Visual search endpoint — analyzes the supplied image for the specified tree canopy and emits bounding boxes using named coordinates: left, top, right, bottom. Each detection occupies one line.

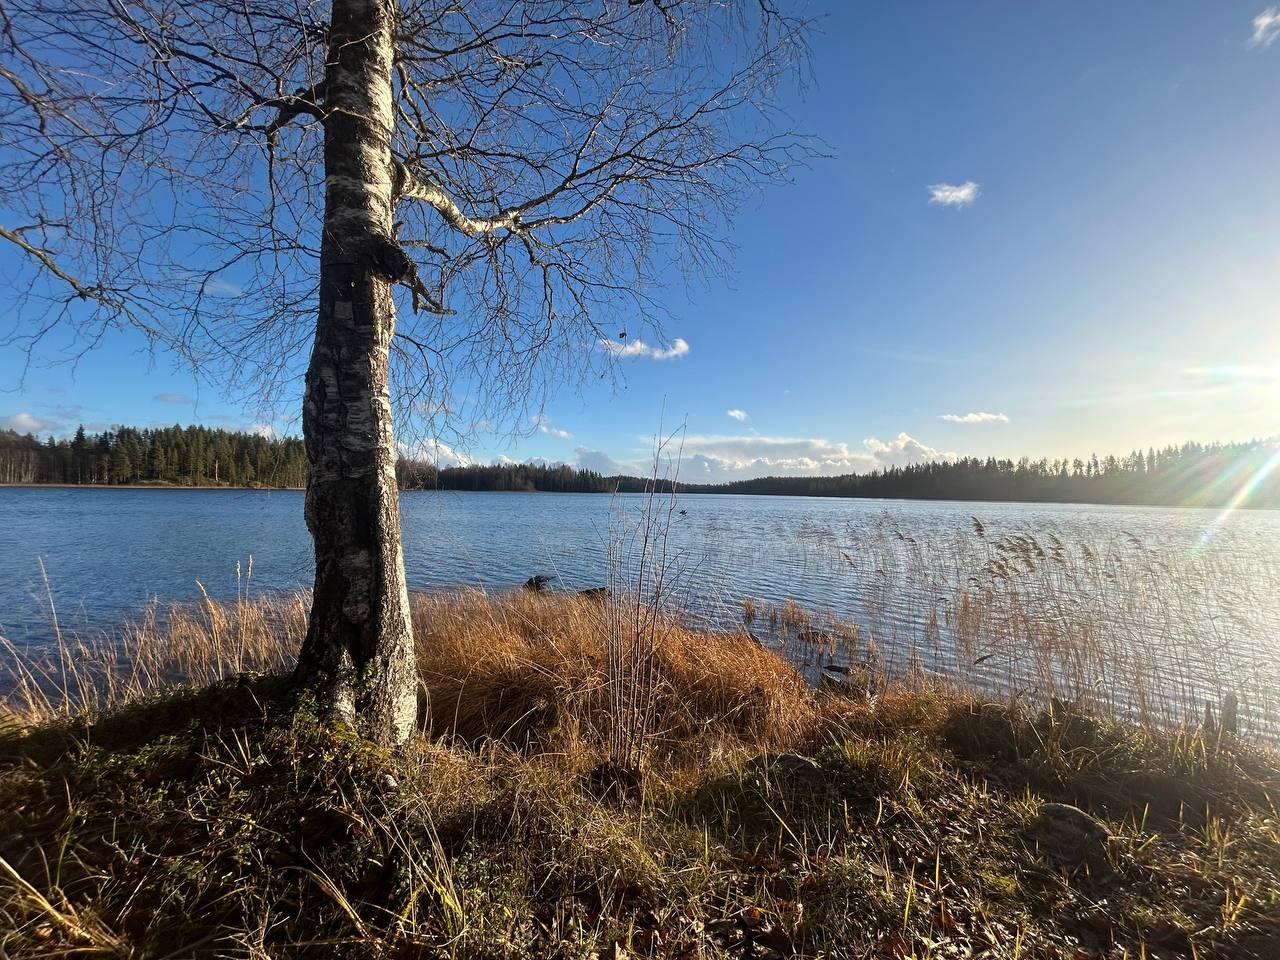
left=1, top=0, right=814, bottom=442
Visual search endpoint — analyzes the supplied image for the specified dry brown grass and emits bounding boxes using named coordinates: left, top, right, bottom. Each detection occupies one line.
left=1, top=589, right=818, bottom=762
left=3, top=590, right=1280, bottom=957
left=413, top=590, right=817, bottom=759
left=0, top=591, right=305, bottom=722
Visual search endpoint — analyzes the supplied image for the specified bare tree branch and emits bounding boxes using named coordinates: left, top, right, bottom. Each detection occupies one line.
left=0, top=0, right=819, bottom=443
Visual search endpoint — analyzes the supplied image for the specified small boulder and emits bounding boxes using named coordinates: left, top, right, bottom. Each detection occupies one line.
left=578, top=586, right=609, bottom=600
left=820, top=662, right=875, bottom=699
left=747, top=752, right=825, bottom=787
left=820, top=669, right=862, bottom=697
left=523, top=574, right=552, bottom=592
left=1028, top=802, right=1110, bottom=863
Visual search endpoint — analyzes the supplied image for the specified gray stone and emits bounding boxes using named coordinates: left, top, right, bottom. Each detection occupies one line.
left=748, top=752, right=824, bottom=786
left=1028, top=802, right=1110, bottom=862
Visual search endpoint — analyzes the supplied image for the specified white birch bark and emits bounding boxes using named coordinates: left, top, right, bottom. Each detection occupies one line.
left=296, top=0, right=417, bottom=747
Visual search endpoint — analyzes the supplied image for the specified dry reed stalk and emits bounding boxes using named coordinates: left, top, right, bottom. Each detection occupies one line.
left=813, top=513, right=1280, bottom=740
left=598, top=427, right=687, bottom=772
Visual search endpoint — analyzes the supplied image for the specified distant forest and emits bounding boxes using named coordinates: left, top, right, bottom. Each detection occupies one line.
left=0, top=425, right=307, bottom=488
left=403, top=438, right=1280, bottom=509
left=396, top=459, right=615, bottom=493
left=3, top=426, right=1277, bottom=509
left=671, top=441, right=1280, bottom=509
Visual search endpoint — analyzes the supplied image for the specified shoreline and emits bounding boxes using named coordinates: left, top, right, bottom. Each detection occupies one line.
left=3, top=589, right=1277, bottom=957
left=3, top=481, right=1277, bottom=511
left=0, top=482, right=303, bottom=491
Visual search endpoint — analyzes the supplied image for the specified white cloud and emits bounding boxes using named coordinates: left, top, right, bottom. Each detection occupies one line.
left=397, top=438, right=473, bottom=468
left=928, top=181, right=980, bottom=207
left=249, top=423, right=277, bottom=438
left=574, top=447, right=630, bottom=475
left=1, top=412, right=61, bottom=434
left=602, top=337, right=690, bottom=360
left=860, top=433, right=955, bottom=468
left=726, top=409, right=748, bottom=421
left=1250, top=7, right=1280, bottom=47
left=590, top=432, right=954, bottom=483
left=939, top=411, right=1010, bottom=424
left=501, top=431, right=955, bottom=484
left=202, top=277, right=243, bottom=297
left=534, top=414, right=573, bottom=439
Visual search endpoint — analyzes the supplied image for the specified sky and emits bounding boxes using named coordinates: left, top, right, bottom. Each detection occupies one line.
left=3, top=2, right=1279, bottom=482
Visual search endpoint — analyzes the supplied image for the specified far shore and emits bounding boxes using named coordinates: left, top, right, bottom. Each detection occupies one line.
left=3, top=481, right=1278, bottom=511
left=1, top=482, right=304, bottom=492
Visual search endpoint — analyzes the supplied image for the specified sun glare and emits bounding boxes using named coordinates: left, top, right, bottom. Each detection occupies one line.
left=1197, top=444, right=1280, bottom=549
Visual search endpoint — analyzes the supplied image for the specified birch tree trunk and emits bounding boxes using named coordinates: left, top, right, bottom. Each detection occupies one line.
left=4, top=0, right=811, bottom=745
left=296, top=0, right=418, bottom=746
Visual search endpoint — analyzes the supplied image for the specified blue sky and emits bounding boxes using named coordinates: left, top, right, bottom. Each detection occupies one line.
left=3, top=3, right=1279, bottom=481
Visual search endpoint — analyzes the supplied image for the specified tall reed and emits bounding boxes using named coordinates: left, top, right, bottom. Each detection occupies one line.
left=601, top=427, right=686, bottom=771
left=792, top=513, right=1280, bottom=740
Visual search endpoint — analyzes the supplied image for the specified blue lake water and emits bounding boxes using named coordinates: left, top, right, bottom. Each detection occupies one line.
left=1, top=486, right=1276, bottom=640
left=2, top=486, right=1279, bottom=732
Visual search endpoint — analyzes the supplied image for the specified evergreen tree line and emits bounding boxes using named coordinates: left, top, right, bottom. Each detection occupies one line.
left=5, top=427, right=1277, bottom=508
left=667, top=439, right=1280, bottom=509
left=0, top=425, right=308, bottom=487
left=399, top=438, right=1279, bottom=508
left=396, top=459, right=615, bottom=493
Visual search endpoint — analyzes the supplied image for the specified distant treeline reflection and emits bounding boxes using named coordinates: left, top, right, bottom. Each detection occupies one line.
left=3, top=426, right=1277, bottom=508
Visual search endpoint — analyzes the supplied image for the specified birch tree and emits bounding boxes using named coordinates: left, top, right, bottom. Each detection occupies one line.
left=0, top=0, right=813, bottom=745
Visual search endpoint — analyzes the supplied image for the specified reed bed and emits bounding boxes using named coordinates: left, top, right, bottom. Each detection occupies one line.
left=6, top=514, right=1278, bottom=746
left=1, top=588, right=817, bottom=762
left=741, top=514, right=1280, bottom=742
left=415, top=589, right=817, bottom=757
left=0, top=590, right=306, bottom=723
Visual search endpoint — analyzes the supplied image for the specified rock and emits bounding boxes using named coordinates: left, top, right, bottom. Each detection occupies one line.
left=747, top=752, right=825, bottom=786
left=820, top=668, right=861, bottom=696
left=1222, top=692, right=1239, bottom=736
left=820, top=662, right=874, bottom=698
left=578, top=586, right=609, bottom=600
left=523, top=574, right=552, bottom=592
left=1028, top=802, right=1110, bottom=862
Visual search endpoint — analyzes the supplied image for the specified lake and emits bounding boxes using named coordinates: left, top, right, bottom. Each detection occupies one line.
left=3, top=487, right=1279, bottom=731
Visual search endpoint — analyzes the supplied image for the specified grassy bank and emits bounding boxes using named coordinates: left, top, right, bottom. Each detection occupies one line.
left=2, top=591, right=1279, bottom=958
